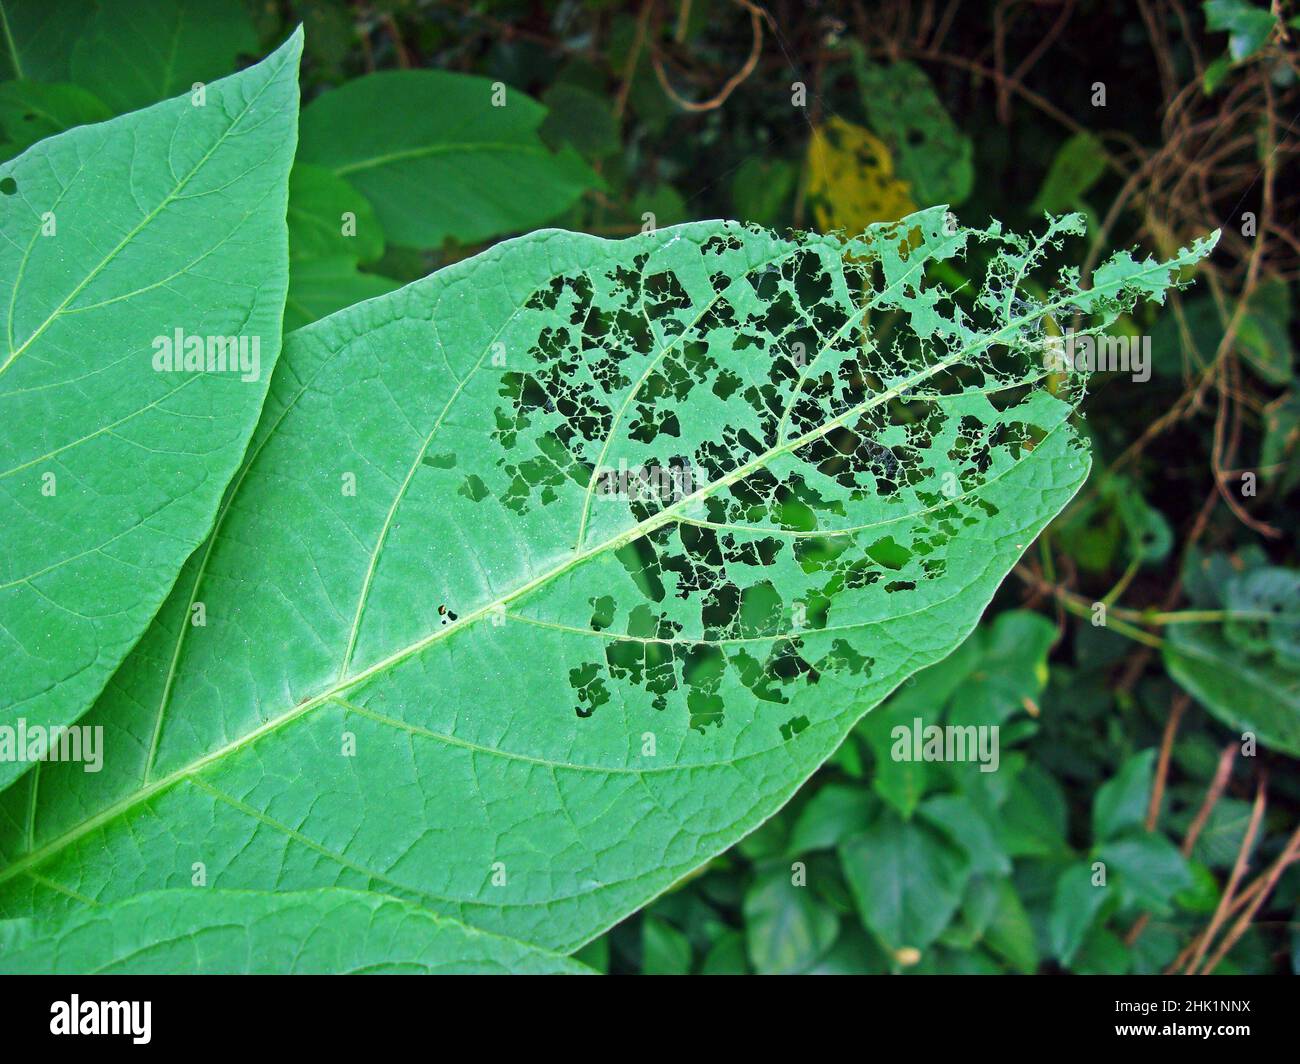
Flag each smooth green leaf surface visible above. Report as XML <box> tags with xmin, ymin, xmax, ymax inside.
<box><xmin>0</xmin><ymin>210</ymin><xmax>1210</xmax><ymax>961</ymax></box>
<box><xmin>1099</xmin><ymin>833</ymin><xmax>1193</xmax><ymax>915</ymax></box>
<box><xmin>920</xmin><ymin>794</ymin><xmax>1011</xmax><ymax>876</ymax></box>
<box><xmin>285</xmin><ymin>164</ymin><xmax>397</xmax><ymax>331</ymax></box>
<box><xmin>977</xmin><ymin>876</ymin><xmax>1037</xmax><ymax>973</ymax></box>
<box><xmin>641</xmin><ymin>913</ymin><xmax>693</xmax><ymax>974</ymax></box>
<box><xmin>287</xmin><ymin>163</ymin><xmax>384</xmax><ymax>264</ymax></box>
<box><xmin>283</xmin><ymin>257</ymin><xmax>400</xmax><ymax>332</ymax></box>
<box><xmin>1205</xmin><ymin>0</ymin><xmax>1279</xmax><ymax>62</ymax></box>
<box><xmin>999</xmin><ymin>764</ymin><xmax>1070</xmax><ymax>858</ymax></box>
<box><xmin>1031</xmin><ymin>132</ymin><xmax>1106</xmax><ymax>215</ymax></box>
<box><xmin>787</xmin><ymin>782</ymin><xmax>873</xmax><ymax>852</ymax></box>
<box><xmin>297</xmin><ymin>70</ymin><xmax>598</xmax><ymax>248</ymax></box>
<box><xmin>946</xmin><ymin>609</ymin><xmax>1054</xmax><ymax>728</ymax></box>
<box><xmin>0</xmin><ymin>31</ymin><xmax>301</xmax><ymax>790</ymax></box>
<box><xmin>0</xmin><ymin>888</ymin><xmax>588</xmax><ymax>973</ymax></box>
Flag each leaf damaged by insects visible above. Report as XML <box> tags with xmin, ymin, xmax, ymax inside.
<box><xmin>0</xmin><ymin>209</ymin><xmax>1216</xmax><ymax>961</ymax></box>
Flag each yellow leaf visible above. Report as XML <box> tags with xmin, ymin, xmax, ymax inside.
<box><xmin>806</xmin><ymin>117</ymin><xmax>915</xmax><ymax>234</ymax></box>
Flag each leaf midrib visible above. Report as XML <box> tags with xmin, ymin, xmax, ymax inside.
<box><xmin>333</xmin><ymin>141</ymin><xmax>559</xmax><ymax>178</ymax></box>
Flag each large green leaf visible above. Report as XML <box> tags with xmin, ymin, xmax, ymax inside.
<box><xmin>297</xmin><ymin>70</ymin><xmax>598</xmax><ymax>248</ymax></box>
<box><xmin>285</xmin><ymin>164</ymin><xmax>398</xmax><ymax>330</ymax></box>
<box><xmin>69</xmin><ymin>0</ymin><xmax>258</xmax><ymax>116</ymax></box>
<box><xmin>0</xmin><ymin>31</ymin><xmax>302</xmax><ymax>791</ymax></box>
<box><xmin>0</xmin><ymin>210</ymin><xmax>1212</xmax><ymax>962</ymax></box>
<box><xmin>283</xmin><ymin>257</ymin><xmax>401</xmax><ymax>332</ymax></box>
<box><xmin>0</xmin><ymin>1</ymin><xmax>81</xmax><ymax>81</ymax></box>
<box><xmin>0</xmin><ymin>888</ymin><xmax>588</xmax><ymax>973</ymax></box>
<box><xmin>288</xmin><ymin>163</ymin><xmax>384</xmax><ymax>265</ymax></box>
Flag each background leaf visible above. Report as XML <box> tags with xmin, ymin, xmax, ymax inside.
<box><xmin>849</xmin><ymin>47</ymin><xmax>974</xmax><ymax>207</ymax></box>
<box><xmin>841</xmin><ymin>815</ymin><xmax>971</xmax><ymax>957</ymax></box>
<box><xmin>70</xmin><ymin>0</ymin><xmax>257</xmax><ymax>115</ymax></box>
<box><xmin>297</xmin><ymin>70</ymin><xmax>599</xmax><ymax>248</ymax></box>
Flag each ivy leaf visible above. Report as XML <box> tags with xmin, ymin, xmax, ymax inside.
<box><xmin>0</xmin><ymin>889</ymin><xmax>588</xmax><ymax>974</ymax></box>
<box><xmin>1092</xmin><ymin>749</ymin><xmax>1156</xmax><ymax>842</ymax></box>
<box><xmin>946</xmin><ymin>609</ymin><xmax>1055</xmax><ymax>728</ymax></box>
<box><xmin>640</xmin><ymin>914</ymin><xmax>694</xmax><ymax>975</ymax></box>
<box><xmin>1166</xmin><ymin>624</ymin><xmax>1300</xmax><ymax>756</ymax></box>
<box><xmin>1049</xmin><ymin>863</ymin><xmax>1110</xmax><ymax>966</ymax></box>
<box><xmin>0</xmin><ymin>31</ymin><xmax>302</xmax><ymax>791</ymax></box>
<box><xmin>787</xmin><ymin>782</ymin><xmax>874</xmax><ymax>852</ymax></box>
<box><xmin>920</xmin><ymin>794</ymin><xmax>1011</xmax><ymax>876</ymax></box>
<box><xmin>841</xmin><ymin>815</ymin><xmax>971</xmax><ymax>956</ymax></box>
<box><xmin>743</xmin><ymin>864</ymin><xmax>840</xmax><ymax>974</ymax></box>
<box><xmin>0</xmin><ymin>210</ymin><xmax>1213</xmax><ymax>962</ymax></box>
<box><xmin>1205</xmin><ymin>0</ymin><xmax>1279</xmax><ymax>63</ymax></box>
<box><xmin>978</xmin><ymin>876</ymin><xmax>1038</xmax><ymax>973</ymax></box>
<box><xmin>297</xmin><ymin>70</ymin><xmax>599</xmax><ymax>249</ymax></box>
<box><xmin>1166</xmin><ymin>551</ymin><xmax>1300</xmax><ymax>757</ymax></box>
<box><xmin>1236</xmin><ymin>276</ymin><xmax>1293</xmax><ymax>385</ymax></box>
<box><xmin>1000</xmin><ymin>763</ymin><xmax>1071</xmax><ymax>858</ymax></box>
<box><xmin>1099</xmin><ymin>832</ymin><xmax>1194</xmax><ymax>915</ymax></box>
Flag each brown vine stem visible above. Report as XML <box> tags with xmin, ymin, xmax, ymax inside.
<box><xmin>1124</xmin><ymin>693</ymin><xmax>1192</xmax><ymax>947</ymax></box>
<box><xmin>651</xmin><ymin>0</ymin><xmax>772</xmax><ymax>113</ymax></box>
<box><xmin>615</xmin><ymin>0</ymin><xmax>656</xmax><ymax>122</ymax></box>
<box><xmin>1183</xmin><ymin>774</ymin><xmax>1267</xmax><ymax>974</ymax></box>
<box><xmin>1183</xmin><ymin>744</ymin><xmax>1240</xmax><ymax>858</ymax></box>
<box><xmin>1199</xmin><ymin>823</ymin><xmax>1300</xmax><ymax>973</ymax></box>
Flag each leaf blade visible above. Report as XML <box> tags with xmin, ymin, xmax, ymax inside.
<box><xmin>0</xmin><ymin>888</ymin><xmax>589</xmax><ymax>974</ymax></box>
<box><xmin>0</xmin><ymin>30</ymin><xmax>302</xmax><ymax>791</ymax></box>
<box><xmin>0</xmin><ymin>212</ymin><xmax>1211</xmax><ymax>962</ymax></box>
